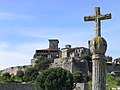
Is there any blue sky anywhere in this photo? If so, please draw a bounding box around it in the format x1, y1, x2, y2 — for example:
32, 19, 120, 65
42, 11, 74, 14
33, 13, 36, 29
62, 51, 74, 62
0, 0, 120, 69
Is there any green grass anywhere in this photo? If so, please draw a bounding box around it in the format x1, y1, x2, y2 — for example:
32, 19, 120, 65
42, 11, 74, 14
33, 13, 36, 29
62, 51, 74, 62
106, 74, 117, 89
88, 74, 120, 90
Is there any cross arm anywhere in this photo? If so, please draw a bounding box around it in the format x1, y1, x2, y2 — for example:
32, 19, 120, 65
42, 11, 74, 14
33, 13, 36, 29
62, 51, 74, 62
84, 16, 95, 21
100, 13, 112, 20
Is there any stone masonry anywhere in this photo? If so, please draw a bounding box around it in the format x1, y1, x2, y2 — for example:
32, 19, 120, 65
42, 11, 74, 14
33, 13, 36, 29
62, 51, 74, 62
0, 83, 35, 90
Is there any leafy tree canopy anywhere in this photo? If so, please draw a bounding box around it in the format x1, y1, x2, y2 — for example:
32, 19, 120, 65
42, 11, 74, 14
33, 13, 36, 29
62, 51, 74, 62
16, 70, 24, 78
35, 59, 51, 71
35, 67, 73, 90
80, 56, 92, 61
24, 67, 39, 82
106, 56, 112, 62
73, 71, 84, 83
2, 72, 11, 79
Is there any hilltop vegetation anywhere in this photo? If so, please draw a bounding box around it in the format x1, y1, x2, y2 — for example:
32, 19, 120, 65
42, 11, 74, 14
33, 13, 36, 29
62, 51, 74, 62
88, 74, 120, 90
1, 56, 120, 90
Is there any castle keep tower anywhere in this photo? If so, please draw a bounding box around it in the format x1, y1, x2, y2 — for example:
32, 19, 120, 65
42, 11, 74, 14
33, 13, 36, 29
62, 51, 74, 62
32, 39, 60, 62
49, 39, 59, 49
84, 7, 111, 90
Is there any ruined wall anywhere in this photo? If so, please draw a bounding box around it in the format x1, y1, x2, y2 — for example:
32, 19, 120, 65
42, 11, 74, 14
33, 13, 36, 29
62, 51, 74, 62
1, 65, 31, 75
72, 59, 90, 76
52, 57, 90, 76
51, 57, 72, 72
0, 83, 35, 90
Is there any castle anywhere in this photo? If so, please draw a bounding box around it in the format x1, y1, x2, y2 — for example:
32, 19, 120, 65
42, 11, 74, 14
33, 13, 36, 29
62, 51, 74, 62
1, 39, 120, 77
31, 39, 60, 66
1, 39, 90, 75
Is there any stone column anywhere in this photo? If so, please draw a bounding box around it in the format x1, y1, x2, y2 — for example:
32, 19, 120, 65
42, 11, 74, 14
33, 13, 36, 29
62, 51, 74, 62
90, 36, 107, 90
92, 54, 106, 90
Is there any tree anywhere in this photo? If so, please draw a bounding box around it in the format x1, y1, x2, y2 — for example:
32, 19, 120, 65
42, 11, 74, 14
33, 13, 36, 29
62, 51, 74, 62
34, 56, 51, 71
117, 78, 120, 86
16, 70, 24, 78
2, 72, 11, 79
80, 55, 92, 61
106, 56, 112, 62
73, 71, 84, 83
35, 59, 51, 71
1, 72, 14, 83
114, 57, 120, 63
35, 67, 73, 90
24, 67, 39, 82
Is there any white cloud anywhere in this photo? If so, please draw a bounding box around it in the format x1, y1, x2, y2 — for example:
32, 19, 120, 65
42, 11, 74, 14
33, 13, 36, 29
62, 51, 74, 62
0, 12, 31, 20
0, 24, 119, 69
0, 41, 49, 70
0, 50, 29, 69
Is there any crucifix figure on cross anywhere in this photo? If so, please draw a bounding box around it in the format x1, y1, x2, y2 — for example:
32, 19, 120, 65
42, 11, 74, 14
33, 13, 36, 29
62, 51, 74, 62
84, 7, 111, 37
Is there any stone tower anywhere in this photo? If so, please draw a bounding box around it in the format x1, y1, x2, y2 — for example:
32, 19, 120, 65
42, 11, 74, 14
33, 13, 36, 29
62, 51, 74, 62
84, 7, 111, 90
49, 39, 59, 49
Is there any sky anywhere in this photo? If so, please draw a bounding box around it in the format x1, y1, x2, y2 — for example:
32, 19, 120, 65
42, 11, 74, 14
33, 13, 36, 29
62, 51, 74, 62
0, 0, 120, 69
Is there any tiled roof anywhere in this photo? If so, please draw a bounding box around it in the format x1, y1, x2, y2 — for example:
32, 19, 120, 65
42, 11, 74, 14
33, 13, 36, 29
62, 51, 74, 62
39, 48, 59, 51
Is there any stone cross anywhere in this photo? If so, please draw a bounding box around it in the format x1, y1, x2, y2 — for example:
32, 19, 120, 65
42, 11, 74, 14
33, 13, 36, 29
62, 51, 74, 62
84, 7, 112, 90
84, 7, 111, 36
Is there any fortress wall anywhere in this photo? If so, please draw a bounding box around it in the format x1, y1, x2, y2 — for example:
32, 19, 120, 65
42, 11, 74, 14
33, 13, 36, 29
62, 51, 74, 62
0, 83, 35, 90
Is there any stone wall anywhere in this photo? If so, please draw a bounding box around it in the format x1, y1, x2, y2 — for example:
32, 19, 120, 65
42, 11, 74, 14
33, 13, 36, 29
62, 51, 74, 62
1, 65, 31, 75
0, 83, 88, 90
51, 57, 90, 76
51, 57, 72, 72
106, 62, 115, 73
0, 83, 35, 90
